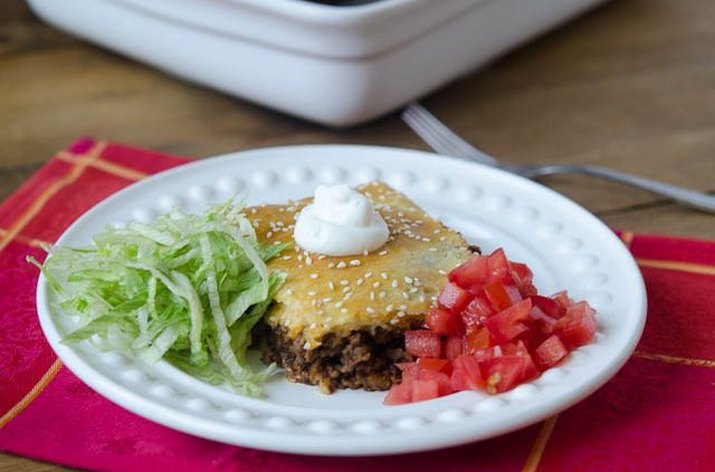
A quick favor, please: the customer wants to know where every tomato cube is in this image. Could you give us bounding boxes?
[417,357,451,373]
[444,336,465,360]
[531,295,566,319]
[509,261,537,297]
[425,306,463,336]
[448,255,489,291]
[451,354,484,391]
[465,327,491,354]
[484,282,513,312]
[461,295,493,329]
[486,248,509,283]
[438,282,473,313]
[384,382,412,405]
[404,330,442,358]
[480,354,539,394]
[556,301,597,348]
[534,335,569,370]
[484,299,532,344]
[411,379,441,402]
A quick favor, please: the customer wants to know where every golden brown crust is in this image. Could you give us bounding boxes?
[248,181,473,347]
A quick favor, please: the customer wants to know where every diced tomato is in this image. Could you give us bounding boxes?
[405,330,442,358]
[471,345,503,362]
[486,248,509,283]
[448,255,489,291]
[444,336,465,360]
[480,353,539,394]
[534,335,569,370]
[417,357,451,373]
[504,284,523,305]
[531,295,566,319]
[508,261,537,297]
[451,355,484,391]
[400,362,453,396]
[461,295,493,328]
[411,379,441,402]
[438,282,473,313]
[551,291,571,311]
[484,282,512,312]
[465,327,491,354]
[425,306,463,336]
[483,299,532,344]
[384,382,412,405]
[556,301,597,348]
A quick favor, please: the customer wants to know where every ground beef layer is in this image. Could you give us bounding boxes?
[258,322,420,393]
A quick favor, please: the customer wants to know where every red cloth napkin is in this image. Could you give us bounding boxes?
[1,139,713,471]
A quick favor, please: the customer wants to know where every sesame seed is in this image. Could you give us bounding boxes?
[402,292,409,299]
[297,255,303,261]
[356,278,364,286]
[370,291,376,301]
[438,269,447,275]
[349,259,361,266]
[409,287,419,293]
[404,276,414,284]
[343,292,353,300]
[336,261,347,269]
[309,323,317,329]
[399,304,407,310]
[440,236,446,241]
[318,254,326,260]
[397,311,406,317]
[342,286,350,293]
[250,208,257,214]
[307,290,317,296]
[323,297,332,303]
[379,291,387,299]
[391,279,398,288]
[379,250,388,256]
[266,231,273,238]
[366,307,376,314]
[341,308,348,314]
[335,301,344,308]
[275,221,284,227]
[434,229,441,234]
[390,318,399,325]
[380,272,388,280]
[362,250,368,256]
[328,281,335,290]
[285,289,294,296]
[385,304,394,312]
[306,256,313,265]
[340,279,349,286]
[328,262,335,269]
[310,273,319,279]
[364,272,373,278]
[303,342,311,350]
[373,281,381,288]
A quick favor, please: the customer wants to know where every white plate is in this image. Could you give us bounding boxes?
[36,145,647,456]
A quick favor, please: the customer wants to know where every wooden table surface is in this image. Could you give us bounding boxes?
[1,0,713,469]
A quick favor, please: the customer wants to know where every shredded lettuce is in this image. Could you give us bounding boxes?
[30,200,288,397]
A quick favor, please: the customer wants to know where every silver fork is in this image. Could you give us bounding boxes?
[402,103,715,213]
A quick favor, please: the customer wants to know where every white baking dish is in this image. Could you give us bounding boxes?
[28,0,607,126]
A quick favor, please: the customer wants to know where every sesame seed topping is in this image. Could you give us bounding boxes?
[303,342,311,350]
[409,287,419,293]
[356,278,364,286]
[328,281,335,290]
[397,311,406,317]
[309,323,317,329]
[335,301,344,308]
[285,289,294,296]
[390,318,399,325]
[341,308,348,314]
[307,290,317,296]
[402,292,409,299]
[404,276,414,284]
[266,231,273,238]
[399,304,407,310]
[310,273,319,279]
[323,297,332,303]
[370,291,376,301]
[438,269,447,275]
[366,307,376,314]
[379,250,388,256]
[385,304,394,312]
[364,272,373,278]
[439,236,446,241]
[373,281,381,288]
[336,261,347,269]
[328,262,335,269]
[379,291,387,299]
[391,279,399,288]
[305,256,313,265]
[340,280,349,286]
[349,259,361,266]
[380,272,388,280]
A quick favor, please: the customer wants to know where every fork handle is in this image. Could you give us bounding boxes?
[520,164,715,212]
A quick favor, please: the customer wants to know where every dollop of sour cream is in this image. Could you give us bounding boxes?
[293,184,389,256]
